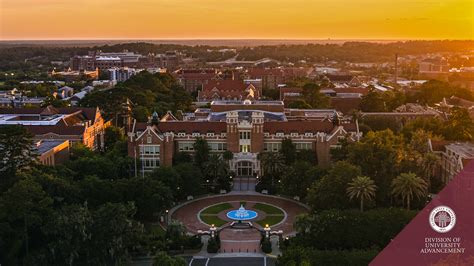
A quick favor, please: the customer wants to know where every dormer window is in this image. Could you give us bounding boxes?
[177,132,186,137]
[192,132,200,137]
[291,132,298,137]
[305,132,313,137]
[207,132,214,137]
[276,132,284,137]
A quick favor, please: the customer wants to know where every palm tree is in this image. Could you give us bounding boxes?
[346,176,377,212]
[205,154,229,184]
[421,152,440,192]
[391,172,428,210]
[258,152,285,185]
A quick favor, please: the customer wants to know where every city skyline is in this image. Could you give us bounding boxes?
[1,0,472,40]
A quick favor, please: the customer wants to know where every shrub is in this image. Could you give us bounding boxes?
[207,237,219,253]
[261,238,272,253]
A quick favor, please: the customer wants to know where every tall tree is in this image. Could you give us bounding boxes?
[205,154,229,185]
[280,138,296,165]
[301,82,330,108]
[391,172,427,210]
[193,137,209,172]
[0,125,36,190]
[259,152,285,185]
[0,178,53,264]
[346,176,377,212]
[307,161,361,210]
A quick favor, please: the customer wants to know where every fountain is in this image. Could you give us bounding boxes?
[226,204,258,221]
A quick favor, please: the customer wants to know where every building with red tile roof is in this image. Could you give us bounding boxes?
[127,100,361,174]
[197,79,261,102]
[0,106,110,150]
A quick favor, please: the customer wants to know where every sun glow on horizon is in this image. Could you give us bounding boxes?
[0,0,472,40]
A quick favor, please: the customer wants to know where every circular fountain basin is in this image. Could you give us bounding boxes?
[226,205,258,221]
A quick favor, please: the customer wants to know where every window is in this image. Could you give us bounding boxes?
[177,132,186,137]
[192,132,200,137]
[178,141,194,151]
[142,158,160,169]
[147,135,152,144]
[239,131,251,140]
[140,145,160,155]
[207,132,215,137]
[264,142,282,152]
[291,132,298,137]
[276,132,284,137]
[209,142,227,151]
[295,142,312,150]
[240,144,250,153]
[305,132,313,137]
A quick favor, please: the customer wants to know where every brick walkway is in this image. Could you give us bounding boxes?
[219,228,262,253]
[171,194,309,237]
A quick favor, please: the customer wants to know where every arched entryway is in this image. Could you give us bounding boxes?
[236,160,254,177]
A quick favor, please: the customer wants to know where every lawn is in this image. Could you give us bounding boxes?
[200,215,228,227]
[200,202,233,214]
[253,203,284,215]
[256,215,285,227]
[144,223,166,237]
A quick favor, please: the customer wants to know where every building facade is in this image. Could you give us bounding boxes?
[127,100,361,175]
[430,140,474,183]
[0,106,110,150]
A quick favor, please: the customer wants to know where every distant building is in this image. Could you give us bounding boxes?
[36,139,70,166]
[70,50,183,71]
[244,68,310,90]
[127,100,361,174]
[419,58,449,73]
[197,79,261,102]
[0,106,110,150]
[109,67,142,82]
[430,140,474,182]
[0,89,45,108]
[50,68,99,82]
[95,56,123,69]
[173,69,219,92]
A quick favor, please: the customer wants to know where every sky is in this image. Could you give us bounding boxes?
[0,0,472,40]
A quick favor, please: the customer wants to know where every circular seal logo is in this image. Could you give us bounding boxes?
[429,206,456,233]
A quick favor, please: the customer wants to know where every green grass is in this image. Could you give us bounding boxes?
[256,215,285,227]
[201,203,233,214]
[144,223,166,237]
[253,203,284,215]
[200,215,228,227]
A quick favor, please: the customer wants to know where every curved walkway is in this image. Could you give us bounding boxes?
[171,194,309,236]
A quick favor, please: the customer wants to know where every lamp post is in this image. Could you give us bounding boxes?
[165,209,169,226]
[264,224,271,238]
[210,224,217,238]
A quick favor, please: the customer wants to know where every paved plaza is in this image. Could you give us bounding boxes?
[171,193,309,236]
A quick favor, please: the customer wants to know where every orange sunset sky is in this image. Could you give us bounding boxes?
[0,0,472,40]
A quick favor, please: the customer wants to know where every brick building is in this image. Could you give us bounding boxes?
[36,139,70,166]
[244,67,310,89]
[197,79,261,102]
[173,69,219,92]
[127,100,361,175]
[0,106,110,150]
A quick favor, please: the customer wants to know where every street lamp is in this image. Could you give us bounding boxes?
[264,224,271,238]
[210,224,217,238]
[165,209,169,225]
